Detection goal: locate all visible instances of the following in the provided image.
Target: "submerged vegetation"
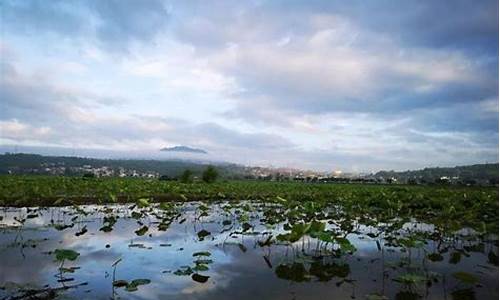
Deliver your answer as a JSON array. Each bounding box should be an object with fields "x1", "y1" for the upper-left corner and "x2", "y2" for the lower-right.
[{"x1": 0, "y1": 175, "x2": 497, "y2": 299}]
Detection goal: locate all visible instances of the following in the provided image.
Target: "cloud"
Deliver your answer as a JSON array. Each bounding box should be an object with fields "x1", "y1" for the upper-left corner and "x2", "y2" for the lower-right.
[
  {"x1": 0, "y1": 61, "x2": 292, "y2": 156},
  {"x1": 0, "y1": 1, "x2": 498, "y2": 171},
  {"x1": 0, "y1": 61, "x2": 124, "y2": 126},
  {"x1": 252, "y1": 1, "x2": 499, "y2": 52},
  {"x1": 0, "y1": 61, "x2": 79, "y2": 124},
  {"x1": 203, "y1": 15, "x2": 496, "y2": 119},
  {"x1": 1, "y1": 0, "x2": 170, "y2": 51},
  {"x1": 1, "y1": 0, "x2": 87, "y2": 36},
  {"x1": 193, "y1": 122, "x2": 293, "y2": 150},
  {"x1": 0, "y1": 119, "x2": 52, "y2": 141},
  {"x1": 90, "y1": 0, "x2": 170, "y2": 51}
]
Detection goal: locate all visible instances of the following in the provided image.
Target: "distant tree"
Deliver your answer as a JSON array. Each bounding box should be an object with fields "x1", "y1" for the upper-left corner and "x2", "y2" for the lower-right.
[
  {"x1": 407, "y1": 178, "x2": 417, "y2": 185},
  {"x1": 464, "y1": 179, "x2": 477, "y2": 186},
  {"x1": 434, "y1": 178, "x2": 449, "y2": 185},
  {"x1": 82, "y1": 173, "x2": 95, "y2": 179},
  {"x1": 159, "y1": 175, "x2": 176, "y2": 181},
  {"x1": 180, "y1": 169, "x2": 193, "y2": 183},
  {"x1": 202, "y1": 165, "x2": 218, "y2": 183}
]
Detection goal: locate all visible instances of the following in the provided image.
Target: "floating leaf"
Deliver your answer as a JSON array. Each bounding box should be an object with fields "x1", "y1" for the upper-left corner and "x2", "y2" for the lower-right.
[
  {"x1": 103, "y1": 216, "x2": 117, "y2": 225},
  {"x1": 174, "y1": 266, "x2": 193, "y2": 276},
  {"x1": 197, "y1": 229, "x2": 211, "y2": 240},
  {"x1": 112, "y1": 280, "x2": 128, "y2": 287},
  {"x1": 193, "y1": 264, "x2": 209, "y2": 271},
  {"x1": 100, "y1": 215, "x2": 117, "y2": 232},
  {"x1": 191, "y1": 273, "x2": 210, "y2": 283},
  {"x1": 135, "y1": 226, "x2": 149, "y2": 236},
  {"x1": 131, "y1": 211, "x2": 142, "y2": 219},
  {"x1": 125, "y1": 279, "x2": 151, "y2": 292},
  {"x1": 193, "y1": 251, "x2": 211, "y2": 257},
  {"x1": 54, "y1": 249, "x2": 80, "y2": 261},
  {"x1": 100, "y1": 225, "x2": 113, "y2": 232},
  {"x1": 158, "y1": 222, "x2": 170, "y2": 231},
  {"x1": 194, "y1": 259, "x2": 213, "y2": 265},
  {"x1": 242, "y1": 222, "x2": 252, "y2": 232}
]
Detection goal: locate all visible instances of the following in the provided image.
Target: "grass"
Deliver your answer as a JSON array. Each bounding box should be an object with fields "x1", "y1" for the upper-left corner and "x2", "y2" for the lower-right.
[
  {"x1": 0, "y1": 175, "x2": 497, "y2": 234},
  {"x1": 0, "y1": 175, "x2": 495, "y2": 204}
]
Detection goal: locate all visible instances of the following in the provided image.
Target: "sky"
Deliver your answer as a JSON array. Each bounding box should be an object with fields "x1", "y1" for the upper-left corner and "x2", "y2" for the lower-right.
[{"x1": 0, "y1": 0, "x2": 498, "y2": 172}]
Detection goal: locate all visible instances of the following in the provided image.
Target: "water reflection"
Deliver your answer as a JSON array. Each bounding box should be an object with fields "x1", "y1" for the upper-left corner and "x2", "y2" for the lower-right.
[{"x1": 0, "y1": 202, "x2": 498, "y2": 300}]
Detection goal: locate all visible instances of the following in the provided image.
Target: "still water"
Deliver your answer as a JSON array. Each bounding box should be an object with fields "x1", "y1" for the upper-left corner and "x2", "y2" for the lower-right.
[{"x1": 0, "y1": 201, "x2": 497, "y2": 300}]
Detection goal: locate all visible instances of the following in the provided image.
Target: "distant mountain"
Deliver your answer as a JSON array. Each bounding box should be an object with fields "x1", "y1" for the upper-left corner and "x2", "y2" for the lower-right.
[
  {"x1": 160, "y1": 146, "x2": 207, "y2": 154},
  {"x1": 374, "y1": 163, "x2": 499, "y2": 184},
  {"x1": 0, "y1": 153, "x2": 245, "y2": 178}
]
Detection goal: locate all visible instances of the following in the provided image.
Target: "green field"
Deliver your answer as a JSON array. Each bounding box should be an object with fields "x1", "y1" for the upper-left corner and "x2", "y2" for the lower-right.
[{"x1": 0, "y1": 175, "x2": 497, "y2": 234}]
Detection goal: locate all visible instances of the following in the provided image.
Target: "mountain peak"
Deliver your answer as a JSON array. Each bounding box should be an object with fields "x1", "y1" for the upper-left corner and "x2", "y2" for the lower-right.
[{"x1": 160, "y1": 146, "x2": 207, "y2": 154}]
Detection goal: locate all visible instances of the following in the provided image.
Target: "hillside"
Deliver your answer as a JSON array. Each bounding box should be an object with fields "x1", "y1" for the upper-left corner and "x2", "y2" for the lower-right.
[
  {"x1": 374, "y1": 163, "x2": 499, "y2": 184},
  {"x1": 0, "y1": 153, "x2": 244, "y2": 178}
]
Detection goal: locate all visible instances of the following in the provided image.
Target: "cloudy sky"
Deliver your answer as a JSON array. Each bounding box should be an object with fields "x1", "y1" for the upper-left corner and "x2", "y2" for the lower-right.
[{"x1": 0, "y1": 0, "x2": 498, "y2": 172}]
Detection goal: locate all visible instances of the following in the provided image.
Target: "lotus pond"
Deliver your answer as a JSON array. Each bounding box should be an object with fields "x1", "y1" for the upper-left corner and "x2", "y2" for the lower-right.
[{"x1": 0, "y1": 194, "x2": 498, "y2": 300}]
